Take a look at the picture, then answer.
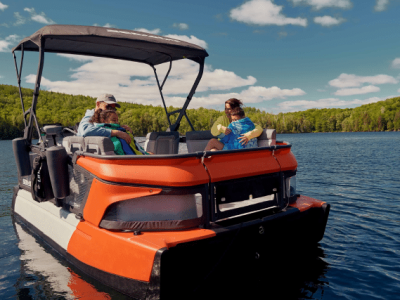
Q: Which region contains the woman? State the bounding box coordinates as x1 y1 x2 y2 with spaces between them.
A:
205 98 262 150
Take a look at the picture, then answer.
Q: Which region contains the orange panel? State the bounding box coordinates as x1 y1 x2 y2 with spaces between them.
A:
290 195 325 212
203 149 281 182
83 179 162 226
67 221 216 282
77 156 209 187
273 147 298 171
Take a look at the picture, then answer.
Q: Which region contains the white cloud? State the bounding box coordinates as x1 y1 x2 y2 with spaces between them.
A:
164 34 208 49
24 51 304 109
173 23 189 30
397 88 400 93
290 0 352 10
391 58 400 69
0 34 20 52
188 86 305 107
334 85 380 96
329 73 398 88
93 23 116 28
0 1 8 11
24 57 255 107
314 16 345 26
14 12 26 26
24 7 55 24
134 28 162 35
278 96 383 112
374 0 389 11
57 53 94 62
230 0 307 27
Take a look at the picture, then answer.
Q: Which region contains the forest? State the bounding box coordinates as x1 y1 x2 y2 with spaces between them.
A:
1 84 400 139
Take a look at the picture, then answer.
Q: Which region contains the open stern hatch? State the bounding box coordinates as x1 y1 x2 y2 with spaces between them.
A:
11 25 330 300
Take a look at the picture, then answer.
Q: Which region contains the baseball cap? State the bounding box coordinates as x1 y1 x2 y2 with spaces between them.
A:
96 94 121 108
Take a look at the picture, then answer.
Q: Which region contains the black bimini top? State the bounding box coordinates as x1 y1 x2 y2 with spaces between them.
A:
12 25 208 65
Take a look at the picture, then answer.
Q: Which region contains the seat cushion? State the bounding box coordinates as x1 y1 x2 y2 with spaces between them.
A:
145 131 179 154
186 130 214 153
257 129 276 147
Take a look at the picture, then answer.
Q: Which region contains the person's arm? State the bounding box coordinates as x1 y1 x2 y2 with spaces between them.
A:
77 109 112 138
238 123 263 145
211 115 231 137
111 130 131 144
77 109 131 143
243 124 263 140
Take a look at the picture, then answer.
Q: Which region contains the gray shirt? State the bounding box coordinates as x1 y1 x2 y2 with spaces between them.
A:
77 109 112 138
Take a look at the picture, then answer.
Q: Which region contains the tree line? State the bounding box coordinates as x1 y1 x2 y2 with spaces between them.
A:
1 84 399 140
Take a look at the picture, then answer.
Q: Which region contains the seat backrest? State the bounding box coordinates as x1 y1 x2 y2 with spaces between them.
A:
43 125 64 147
62 136 85 154
145 131 179 154
257 129 276 147
186 130 214 153
84 137 115 155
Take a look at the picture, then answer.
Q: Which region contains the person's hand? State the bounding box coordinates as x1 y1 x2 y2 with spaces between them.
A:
238 134 249 145
112 130 131 144
121 125 132 133
221 126 232 135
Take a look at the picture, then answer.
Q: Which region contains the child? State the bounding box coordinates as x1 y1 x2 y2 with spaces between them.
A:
205 107 258 151
89 110 149 155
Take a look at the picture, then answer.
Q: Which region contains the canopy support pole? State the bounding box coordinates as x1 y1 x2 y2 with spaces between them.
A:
152 58 172 127
24 38 45 144
13 45 26 127
169 57 204 132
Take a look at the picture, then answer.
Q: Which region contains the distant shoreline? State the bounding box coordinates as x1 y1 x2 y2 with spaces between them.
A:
1 84 400 139
1 130 399 141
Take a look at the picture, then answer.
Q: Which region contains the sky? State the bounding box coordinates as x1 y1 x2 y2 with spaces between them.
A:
1 0 400 113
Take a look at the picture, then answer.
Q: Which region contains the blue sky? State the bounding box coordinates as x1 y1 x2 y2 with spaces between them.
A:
1 0 400 113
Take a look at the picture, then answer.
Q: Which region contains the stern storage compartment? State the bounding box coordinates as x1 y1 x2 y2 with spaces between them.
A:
211 173 281 221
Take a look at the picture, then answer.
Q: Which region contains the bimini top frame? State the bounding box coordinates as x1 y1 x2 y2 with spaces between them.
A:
12 25 209 142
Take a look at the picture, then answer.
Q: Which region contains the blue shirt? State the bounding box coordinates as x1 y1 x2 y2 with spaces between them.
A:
77 109 112 138
220 117 258 150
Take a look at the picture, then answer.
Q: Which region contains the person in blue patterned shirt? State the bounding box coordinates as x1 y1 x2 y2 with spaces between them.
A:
205 107 258 151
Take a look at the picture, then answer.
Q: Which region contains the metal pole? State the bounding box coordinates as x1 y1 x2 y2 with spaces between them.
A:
152 66 172 127
25 38 45 144
160 58 172 90
169 57 204 132
184 113 195 131
13 45 26 127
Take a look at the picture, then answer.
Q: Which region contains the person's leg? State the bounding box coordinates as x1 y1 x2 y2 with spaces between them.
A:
204 138 224 151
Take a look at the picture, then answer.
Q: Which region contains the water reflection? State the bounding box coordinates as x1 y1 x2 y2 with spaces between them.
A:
12 215 330 300
12 219 128 299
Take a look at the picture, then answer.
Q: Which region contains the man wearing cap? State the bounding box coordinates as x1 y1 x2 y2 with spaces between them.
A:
77 94 131 143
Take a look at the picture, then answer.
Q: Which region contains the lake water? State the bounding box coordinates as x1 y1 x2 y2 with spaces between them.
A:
1 132 399 299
